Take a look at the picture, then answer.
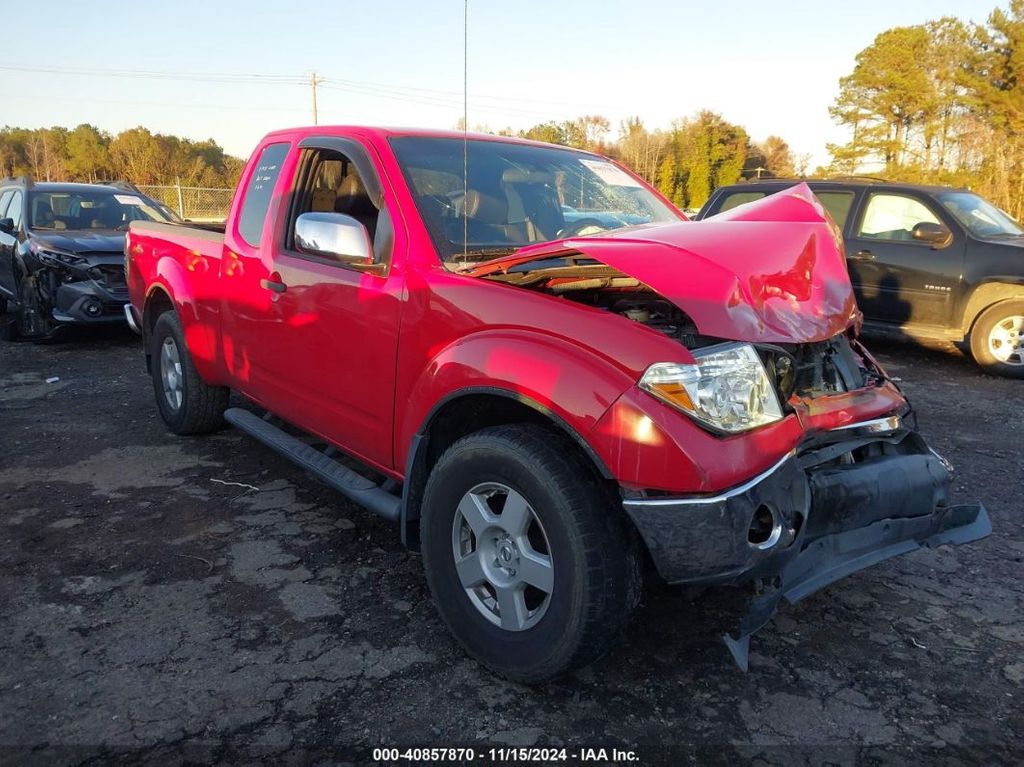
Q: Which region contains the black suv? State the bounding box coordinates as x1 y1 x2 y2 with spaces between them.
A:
697 179 1024 378
0 178 174 338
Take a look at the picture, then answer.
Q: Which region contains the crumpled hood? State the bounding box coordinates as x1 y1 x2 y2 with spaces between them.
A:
31 230 125 255
471 183 858 344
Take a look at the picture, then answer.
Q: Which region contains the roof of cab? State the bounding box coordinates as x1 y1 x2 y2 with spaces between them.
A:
259 125 601 153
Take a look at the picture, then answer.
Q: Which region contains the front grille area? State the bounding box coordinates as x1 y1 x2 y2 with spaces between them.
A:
93 264 126 289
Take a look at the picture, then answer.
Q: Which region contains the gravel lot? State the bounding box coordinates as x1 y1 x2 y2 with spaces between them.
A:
1 326 1021 762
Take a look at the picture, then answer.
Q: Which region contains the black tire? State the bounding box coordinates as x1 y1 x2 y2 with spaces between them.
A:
150 311 229 434
420 424 642 683
969 300 1024 379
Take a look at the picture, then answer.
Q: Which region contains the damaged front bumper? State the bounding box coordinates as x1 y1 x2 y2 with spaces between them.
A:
622 416 991 669
49 278 130 324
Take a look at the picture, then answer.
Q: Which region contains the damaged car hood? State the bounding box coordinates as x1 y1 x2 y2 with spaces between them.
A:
31 230 125 254
468 183 858 344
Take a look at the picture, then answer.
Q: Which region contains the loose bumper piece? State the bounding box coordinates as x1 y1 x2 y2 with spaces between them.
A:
622 421 992 670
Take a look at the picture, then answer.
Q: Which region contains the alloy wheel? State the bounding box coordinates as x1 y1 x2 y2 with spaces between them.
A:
450 482 554 631
159 337 184 410
987 314 1024 366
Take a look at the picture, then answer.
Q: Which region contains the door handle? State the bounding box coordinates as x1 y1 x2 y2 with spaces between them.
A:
260 276 287 293
849 250 875 261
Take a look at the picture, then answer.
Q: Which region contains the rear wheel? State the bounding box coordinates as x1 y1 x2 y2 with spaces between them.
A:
969 300 1024 378
150 311 229 434
420 424 642 683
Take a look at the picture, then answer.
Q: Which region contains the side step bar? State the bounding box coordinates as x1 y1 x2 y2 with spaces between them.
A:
224 408 401 521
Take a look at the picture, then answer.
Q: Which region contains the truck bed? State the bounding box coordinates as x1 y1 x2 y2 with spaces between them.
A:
131 220 226 243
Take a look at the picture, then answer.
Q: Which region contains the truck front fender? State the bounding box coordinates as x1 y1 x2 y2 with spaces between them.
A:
398 329 636 468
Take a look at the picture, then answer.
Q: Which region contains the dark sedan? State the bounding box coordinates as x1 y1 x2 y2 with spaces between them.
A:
0 179 174 339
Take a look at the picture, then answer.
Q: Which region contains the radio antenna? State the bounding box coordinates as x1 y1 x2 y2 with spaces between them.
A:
462 0 469 260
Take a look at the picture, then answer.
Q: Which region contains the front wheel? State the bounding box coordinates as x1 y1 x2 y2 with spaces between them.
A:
969 300 1024 378
150 311 229 434
420 424 642 683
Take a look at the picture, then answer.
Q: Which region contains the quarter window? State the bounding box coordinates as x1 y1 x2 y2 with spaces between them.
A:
815 191 855 230
0 190 13 220
858 193 941 241
718 191 766 213
238 142 289 247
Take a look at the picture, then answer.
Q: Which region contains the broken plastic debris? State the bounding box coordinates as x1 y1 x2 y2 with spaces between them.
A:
45 376 60 384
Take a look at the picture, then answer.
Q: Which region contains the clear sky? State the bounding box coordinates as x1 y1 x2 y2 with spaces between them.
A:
1 0 1000 168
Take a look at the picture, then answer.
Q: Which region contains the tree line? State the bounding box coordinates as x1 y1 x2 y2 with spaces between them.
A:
0 124 245 188
827 1 1024 218
10 0 1020 217
472 113 800 210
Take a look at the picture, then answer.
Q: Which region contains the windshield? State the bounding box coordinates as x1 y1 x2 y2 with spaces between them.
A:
28 190 171 231
936 191 1023 238
390 136 681 263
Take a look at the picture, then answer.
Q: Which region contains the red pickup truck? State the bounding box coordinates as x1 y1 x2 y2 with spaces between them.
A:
126 126 990 681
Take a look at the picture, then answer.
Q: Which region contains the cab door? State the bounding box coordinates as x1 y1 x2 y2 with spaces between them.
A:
248 138 405 471
844 190 965 327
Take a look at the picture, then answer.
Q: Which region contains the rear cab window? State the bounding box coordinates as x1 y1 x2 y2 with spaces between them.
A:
237 142 290 247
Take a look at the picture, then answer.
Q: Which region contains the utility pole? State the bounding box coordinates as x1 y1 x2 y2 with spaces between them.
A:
310 72 321 125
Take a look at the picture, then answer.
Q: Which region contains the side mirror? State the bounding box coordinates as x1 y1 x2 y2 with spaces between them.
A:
0 218 14 235
295 211 381 272
912 221 952 248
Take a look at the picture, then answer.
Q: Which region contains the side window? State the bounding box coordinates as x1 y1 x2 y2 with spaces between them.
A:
0 190 13 220
857 193 940 242
238 142 289 247
815 191 855 230
719 191 766 213
7 191 24 229
288 148 382 258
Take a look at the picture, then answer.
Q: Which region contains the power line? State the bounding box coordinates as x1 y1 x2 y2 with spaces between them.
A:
0 61 622 122
0 63 305 85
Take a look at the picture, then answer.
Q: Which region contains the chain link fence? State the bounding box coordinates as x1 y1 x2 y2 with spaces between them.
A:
137 183 234 223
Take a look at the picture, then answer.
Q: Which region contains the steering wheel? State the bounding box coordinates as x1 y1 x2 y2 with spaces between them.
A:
558 217 611 238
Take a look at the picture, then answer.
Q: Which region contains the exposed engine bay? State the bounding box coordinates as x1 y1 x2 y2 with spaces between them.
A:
482 257 882 406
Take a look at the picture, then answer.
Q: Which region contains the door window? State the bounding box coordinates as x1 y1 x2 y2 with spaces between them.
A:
0 190 13 220
857 193 941 241
287 148 381 255
6 191 23 229
237 142 290 247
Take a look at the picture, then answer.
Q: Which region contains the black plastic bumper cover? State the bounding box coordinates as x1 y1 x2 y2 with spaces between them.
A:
622 430 991 669
51 280 128 324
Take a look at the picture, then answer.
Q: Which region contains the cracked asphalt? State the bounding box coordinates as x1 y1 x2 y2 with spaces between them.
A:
0 326 1021 763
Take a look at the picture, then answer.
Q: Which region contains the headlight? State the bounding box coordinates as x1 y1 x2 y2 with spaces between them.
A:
639 342 783 433
30 243 87 267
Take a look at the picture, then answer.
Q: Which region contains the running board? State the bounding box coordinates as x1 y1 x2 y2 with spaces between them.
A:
224 408 401 521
